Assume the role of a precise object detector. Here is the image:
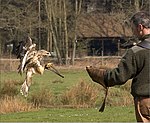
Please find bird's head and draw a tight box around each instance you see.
[37,50,51,57]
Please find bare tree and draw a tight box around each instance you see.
[0,0,40,55]
[63,0,69,65]
[45,0,63,64]
[71,0,83,65]
[44,0,83,65]
[133,0,140,12]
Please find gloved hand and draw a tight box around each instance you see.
[86,66,107,89]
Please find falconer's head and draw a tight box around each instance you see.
[129,11,150,39]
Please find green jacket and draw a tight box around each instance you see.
[104,35,150,97]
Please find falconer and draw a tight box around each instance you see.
[86,11,150,122]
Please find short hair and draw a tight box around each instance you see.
[130,11,150,28]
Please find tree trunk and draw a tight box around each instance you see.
[71,0,82,65]
[45,0,62,64]
[38,0,41,50]
[47,28,52,52]
[63,0,69,65]
[134,0,140,12]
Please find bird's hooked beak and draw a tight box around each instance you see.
[50,52,57,57]
[48,52,51,57]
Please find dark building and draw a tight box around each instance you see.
[76,12,132,57]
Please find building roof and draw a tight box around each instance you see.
[77,12,132,38]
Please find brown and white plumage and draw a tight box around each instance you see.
[16,37,52,97]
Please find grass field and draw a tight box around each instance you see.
[0,68,135,122]
[0,69,90,94]
[0,106,136,122]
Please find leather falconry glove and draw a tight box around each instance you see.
[86,66,108,112]
[86,66,107,89]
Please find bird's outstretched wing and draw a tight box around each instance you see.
[16,37,36,75]
[16,36,33,59]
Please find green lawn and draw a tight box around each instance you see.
[0,106,136,122]
[0,69,91,94]
[0,69,136,122]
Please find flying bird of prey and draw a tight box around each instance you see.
[16,36,64,97]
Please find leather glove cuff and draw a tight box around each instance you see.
[86,66,107,88]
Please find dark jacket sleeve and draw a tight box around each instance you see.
[104,49,137,87]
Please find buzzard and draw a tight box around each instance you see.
[16,37,64,97]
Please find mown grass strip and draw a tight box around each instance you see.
[0,106,135,122]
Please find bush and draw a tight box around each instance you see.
[106,87,133,106]
[29,87,54,108]
[0,80,21,98]
[0,96,33,114]
[59,80,102,108]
